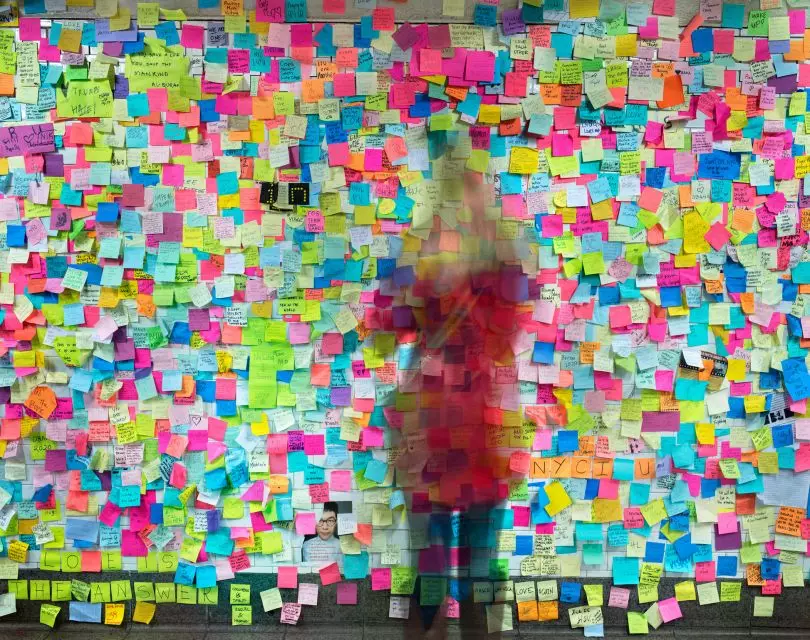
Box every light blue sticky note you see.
[69,602,102,623]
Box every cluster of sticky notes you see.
[0,0,807,633]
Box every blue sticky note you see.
[69,602,102,623]
[532,341,555,365]
[557,431,579,453]
[782,358,810,400]
[697,151,741,180]
[474,3,497,26]
[717,556,737,577]
[174,562,197,585]
[560,582,581,603]
[65,519,99,544]
[691,28,713,53]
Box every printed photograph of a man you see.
[302,501,346,565]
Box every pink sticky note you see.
[298,583,319,606]
[609,587,630,608]
[256,0,285,22]
[180,25,205,49]
[319,562,342,585]
[464,51,495,82]
[288,322,311,344]
[704,223,731,250]
[717,512,738,535]
[18,18,41,41]
[638,187,663,211]
[658,597,683,623]
[281,602,302,624]
[278,566,299,589]
[330,470,352,492]
[336,582,358,605]
[512,506,531,527]
[371,568,392,592]
[695,561,716,582]
[296,513,316,535]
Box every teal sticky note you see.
[612,557,640,585]
[721,4,745,28]
[583,543,604,565]
[612,458,635,481]
[343,551,369,579]
[216,171,239,195]
[629,483,650,505]
[364,459,388,484]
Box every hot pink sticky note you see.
[658,597,683,623]
[180,25,204,49]
[296,512,316,535]
[371,568,391,591]
[278,566,298,589]
[717,512,738,535]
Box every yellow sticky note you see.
[726,359,746,381]
[109,8,131,31]
[640,499,667,526]
[674,581,696,601]
[753,596,774,617]
[508,147,539,174]
[583,584,603,606]
[104,603,125,625]
[232,605,252,625]
[133,601,156,624]
[137,2,160,27]
[627,611,648,634]
[544,481,572,516]
[57,29,82,53]
[40,604,60,628]
[569,0,598,18]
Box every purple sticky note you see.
[336,582,358,605]
[642,412,681,432]
[95,20,138,42]
[188,309,211,331]
[502,8,526,36]
[44,153,64,177]
[330,387,351,406]
[392,306,414,328]
[392,266,415,287]
[114,339,136,362]
[44,449,67,472]
[768,73,797,95]
[103,42,123,57]
[113,75,130,99]
[206,509,220,533]
[714,524,742,551]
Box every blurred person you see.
[396,168,534,639]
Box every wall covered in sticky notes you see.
[0,0,809,634]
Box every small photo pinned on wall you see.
[301,500,352,568]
